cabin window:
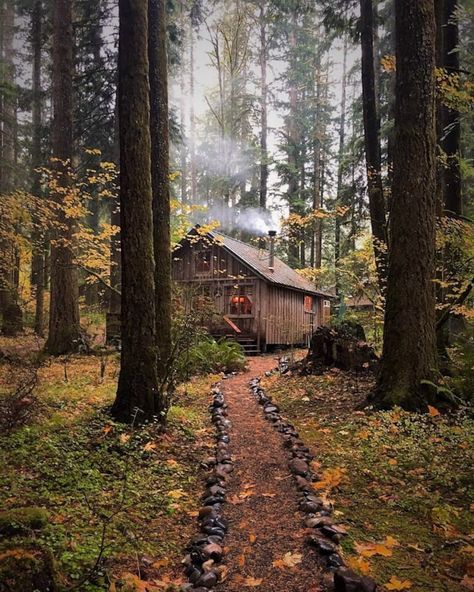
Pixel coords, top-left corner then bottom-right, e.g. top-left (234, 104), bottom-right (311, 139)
top-left (304, 295), bottom-right (313, 312)
top-left (195, 249), bottom-right (211, 273)
top-left (230, 294), bottom-right (253, 315)
top-left (323, 300), bottom-right (331, 308)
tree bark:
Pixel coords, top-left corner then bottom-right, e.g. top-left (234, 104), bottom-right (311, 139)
top-left (441, 0), bottom-right (462, 216)
top-left (189, 28), bottom-right (197, 204)
top-left (30, 0), bottom-right (45, 336)
top-left (45, 0), bottom-right (81, 354)
top-left (259, 5), bottom-right (268, 212)
top-left (335, 35), bottom-right (348, 295)
top-left (359, 0), bottom-right (387, 287)
top-left (376, 0), bottom-right (438, 409)
top-left (148, 0), bottom-right (172, 397)
top-left (112, 0), bottom-right (159, 423)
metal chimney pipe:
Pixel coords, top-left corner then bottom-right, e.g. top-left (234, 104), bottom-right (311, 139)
top-left (268, 230), bottom-right (276, 271)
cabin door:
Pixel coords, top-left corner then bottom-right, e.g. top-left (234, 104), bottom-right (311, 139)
top-left (225, 284), bottom-right (255, 335)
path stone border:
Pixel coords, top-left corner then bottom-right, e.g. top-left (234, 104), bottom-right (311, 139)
top-left (181, 385), bottom-right (232, 592)
top-left (249, 376), bottom-right (378, 592)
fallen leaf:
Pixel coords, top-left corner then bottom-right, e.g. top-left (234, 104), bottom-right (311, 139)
top-left (249, 533), bottom-right (257, 543)
top-left (262, 492), bottom-right (276, 498)
top-left (151, 558), bottom-right (169, 569)
top-left (355, 541), bottom-right (393, 558)
top-left (313, 467), bottom-right (346, 491)
top-left (272, 551), bottom-right (302, 569)
top-left (167, 489), bottom-right (185, 500)
top-left (428, 405), bottom-right (440, 417)
top-left (461, 575), bottom-right (474, 591)
top-left (356, 430), bottom-right (370, 440)
top-left (243, 576), bottom-right (263, 587)
top-left (215, 564), bottom-right (229, 582)
top-left (347, 556), bottom-right (371, 575)
top-left (228, 495), bottom-right (245, 505)
top-left (119, 433), bottom-right (130, 443)
top-left (385, 576), bottom-right (412, 590)
top-left (237, 554), bottom-right (246, 567)
top-left (103, 425), bottom-right (112, 435)
top-left (166, 459), bottom-right (179, 467)
top-left (143, 441), bottom-right (157, 452)
top-left (388, 458), bottom-right (398, 466)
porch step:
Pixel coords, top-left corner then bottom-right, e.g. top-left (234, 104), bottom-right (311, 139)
top-left (217, 333), bottom-right (261, 356)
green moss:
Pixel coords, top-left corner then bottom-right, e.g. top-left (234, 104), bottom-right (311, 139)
top-left (0, 544), bottom-right (57, 592)
top-left (0, 507), bottom-right (50, 536)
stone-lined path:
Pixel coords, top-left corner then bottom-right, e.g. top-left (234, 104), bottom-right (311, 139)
top-left (214, 357), bottom-right (325, 592)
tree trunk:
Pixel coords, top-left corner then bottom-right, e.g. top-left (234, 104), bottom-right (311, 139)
top-left (112, 0), bottom-right (159, 424)
top-left (259, 5), bottom-right (268, 212)
top-left (109, 92), bottom-right (121, 309)
top-left (335, 35), bottom-right (348, 295)
top-left (311, 49), bottom-right (322, 269)
top-left (148, 0), bottom-right (172, 398)
top-left (376, 0), bottom-right (438, 410)
top-left (0, 0), bottom-right (16, 313)
top-left (359, 0), bottom-right (387, 287)
top-left (189, 28), bottom-right (197, 204)
top-left (30, 0), bottom-right (45, 337)
top-left (45, 0), bottom-right (81, 355)
top-left (441, 0), bottom-right (462, 216)
top-left (287, 12), bottom-right (300, 265)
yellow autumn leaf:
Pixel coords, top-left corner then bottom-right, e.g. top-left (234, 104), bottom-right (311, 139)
top-left (385, 575), bottom-right (413, 590)
top-left (314, 467), bottom-right (346, 491)
top-left (167, 489), bottom-right (185, 500)
top-left (347, 556), bottom-right (371, 575)
top-left (249, 533), bottom-right (257, 543)
top-left (119, 433), bottom-right (130, 443)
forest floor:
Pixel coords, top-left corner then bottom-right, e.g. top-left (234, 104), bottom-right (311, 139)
top-left (261, 367), bottom-right (474, 592)
top-left (0, 337), bottom-right (473, 592)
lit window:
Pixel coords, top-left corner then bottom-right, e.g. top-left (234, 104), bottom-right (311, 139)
top-left (304, 295), bottom-right (313, 312)
top-left (229, 295), bottom-right (252, 315)
top-left (324, 300), bottom-right (331, 308)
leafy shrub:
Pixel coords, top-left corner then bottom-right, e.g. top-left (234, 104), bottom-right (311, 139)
top-left (178, 338), bottom-right (246, 377)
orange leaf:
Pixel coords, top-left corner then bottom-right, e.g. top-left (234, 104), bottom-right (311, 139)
top-left (428, 405), bottom-right (440, 417)
top-left (249, 533), bottom-right (257, 544)
top-left (243, 576), bottom-right (263, 587)
top-left (385, 575), bottom-right (412, 590)
top-left (347, 556), bottom-right (371, 575)
top-left (143, 441), bottom-right (157, 452)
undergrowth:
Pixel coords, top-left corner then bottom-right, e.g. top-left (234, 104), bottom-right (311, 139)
top-left (0, 352), bottom-right (218, 591)
top-left (262, 370), bottom-right (474, 592)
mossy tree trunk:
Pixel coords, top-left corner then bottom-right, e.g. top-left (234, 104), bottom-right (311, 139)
top-left (111, 0), bottom-right (159, 424)
top-left (148, 0), bottom-right (172, 403)
top-left (45, 0), bottom-right (81, 355)
top-left (376, 0), bottom-right (438, 409)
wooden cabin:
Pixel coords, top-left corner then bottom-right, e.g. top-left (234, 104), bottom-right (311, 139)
top-left (172, 227), bottom-right (332, 353)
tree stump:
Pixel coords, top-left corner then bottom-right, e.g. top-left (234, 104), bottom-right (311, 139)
top-left (1, 302), bottom-right (23, 336)
top-left (299, 323), bottom-right (377, 374)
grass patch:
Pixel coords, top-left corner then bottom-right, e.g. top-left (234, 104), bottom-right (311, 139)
top-left (262, 370), bottom-right (474, 592)
top-left (0, 350), bottom-right (219, 591)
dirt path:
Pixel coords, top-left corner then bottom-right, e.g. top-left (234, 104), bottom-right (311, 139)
top-left (215, 357), bottom-right (325, 592)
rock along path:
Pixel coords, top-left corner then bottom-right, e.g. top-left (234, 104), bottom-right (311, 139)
top-left (215, 356), bottom-right (325, 592)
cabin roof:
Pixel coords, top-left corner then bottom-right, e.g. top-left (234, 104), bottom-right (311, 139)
top-left (179, 227), bottom-right (332, 298)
